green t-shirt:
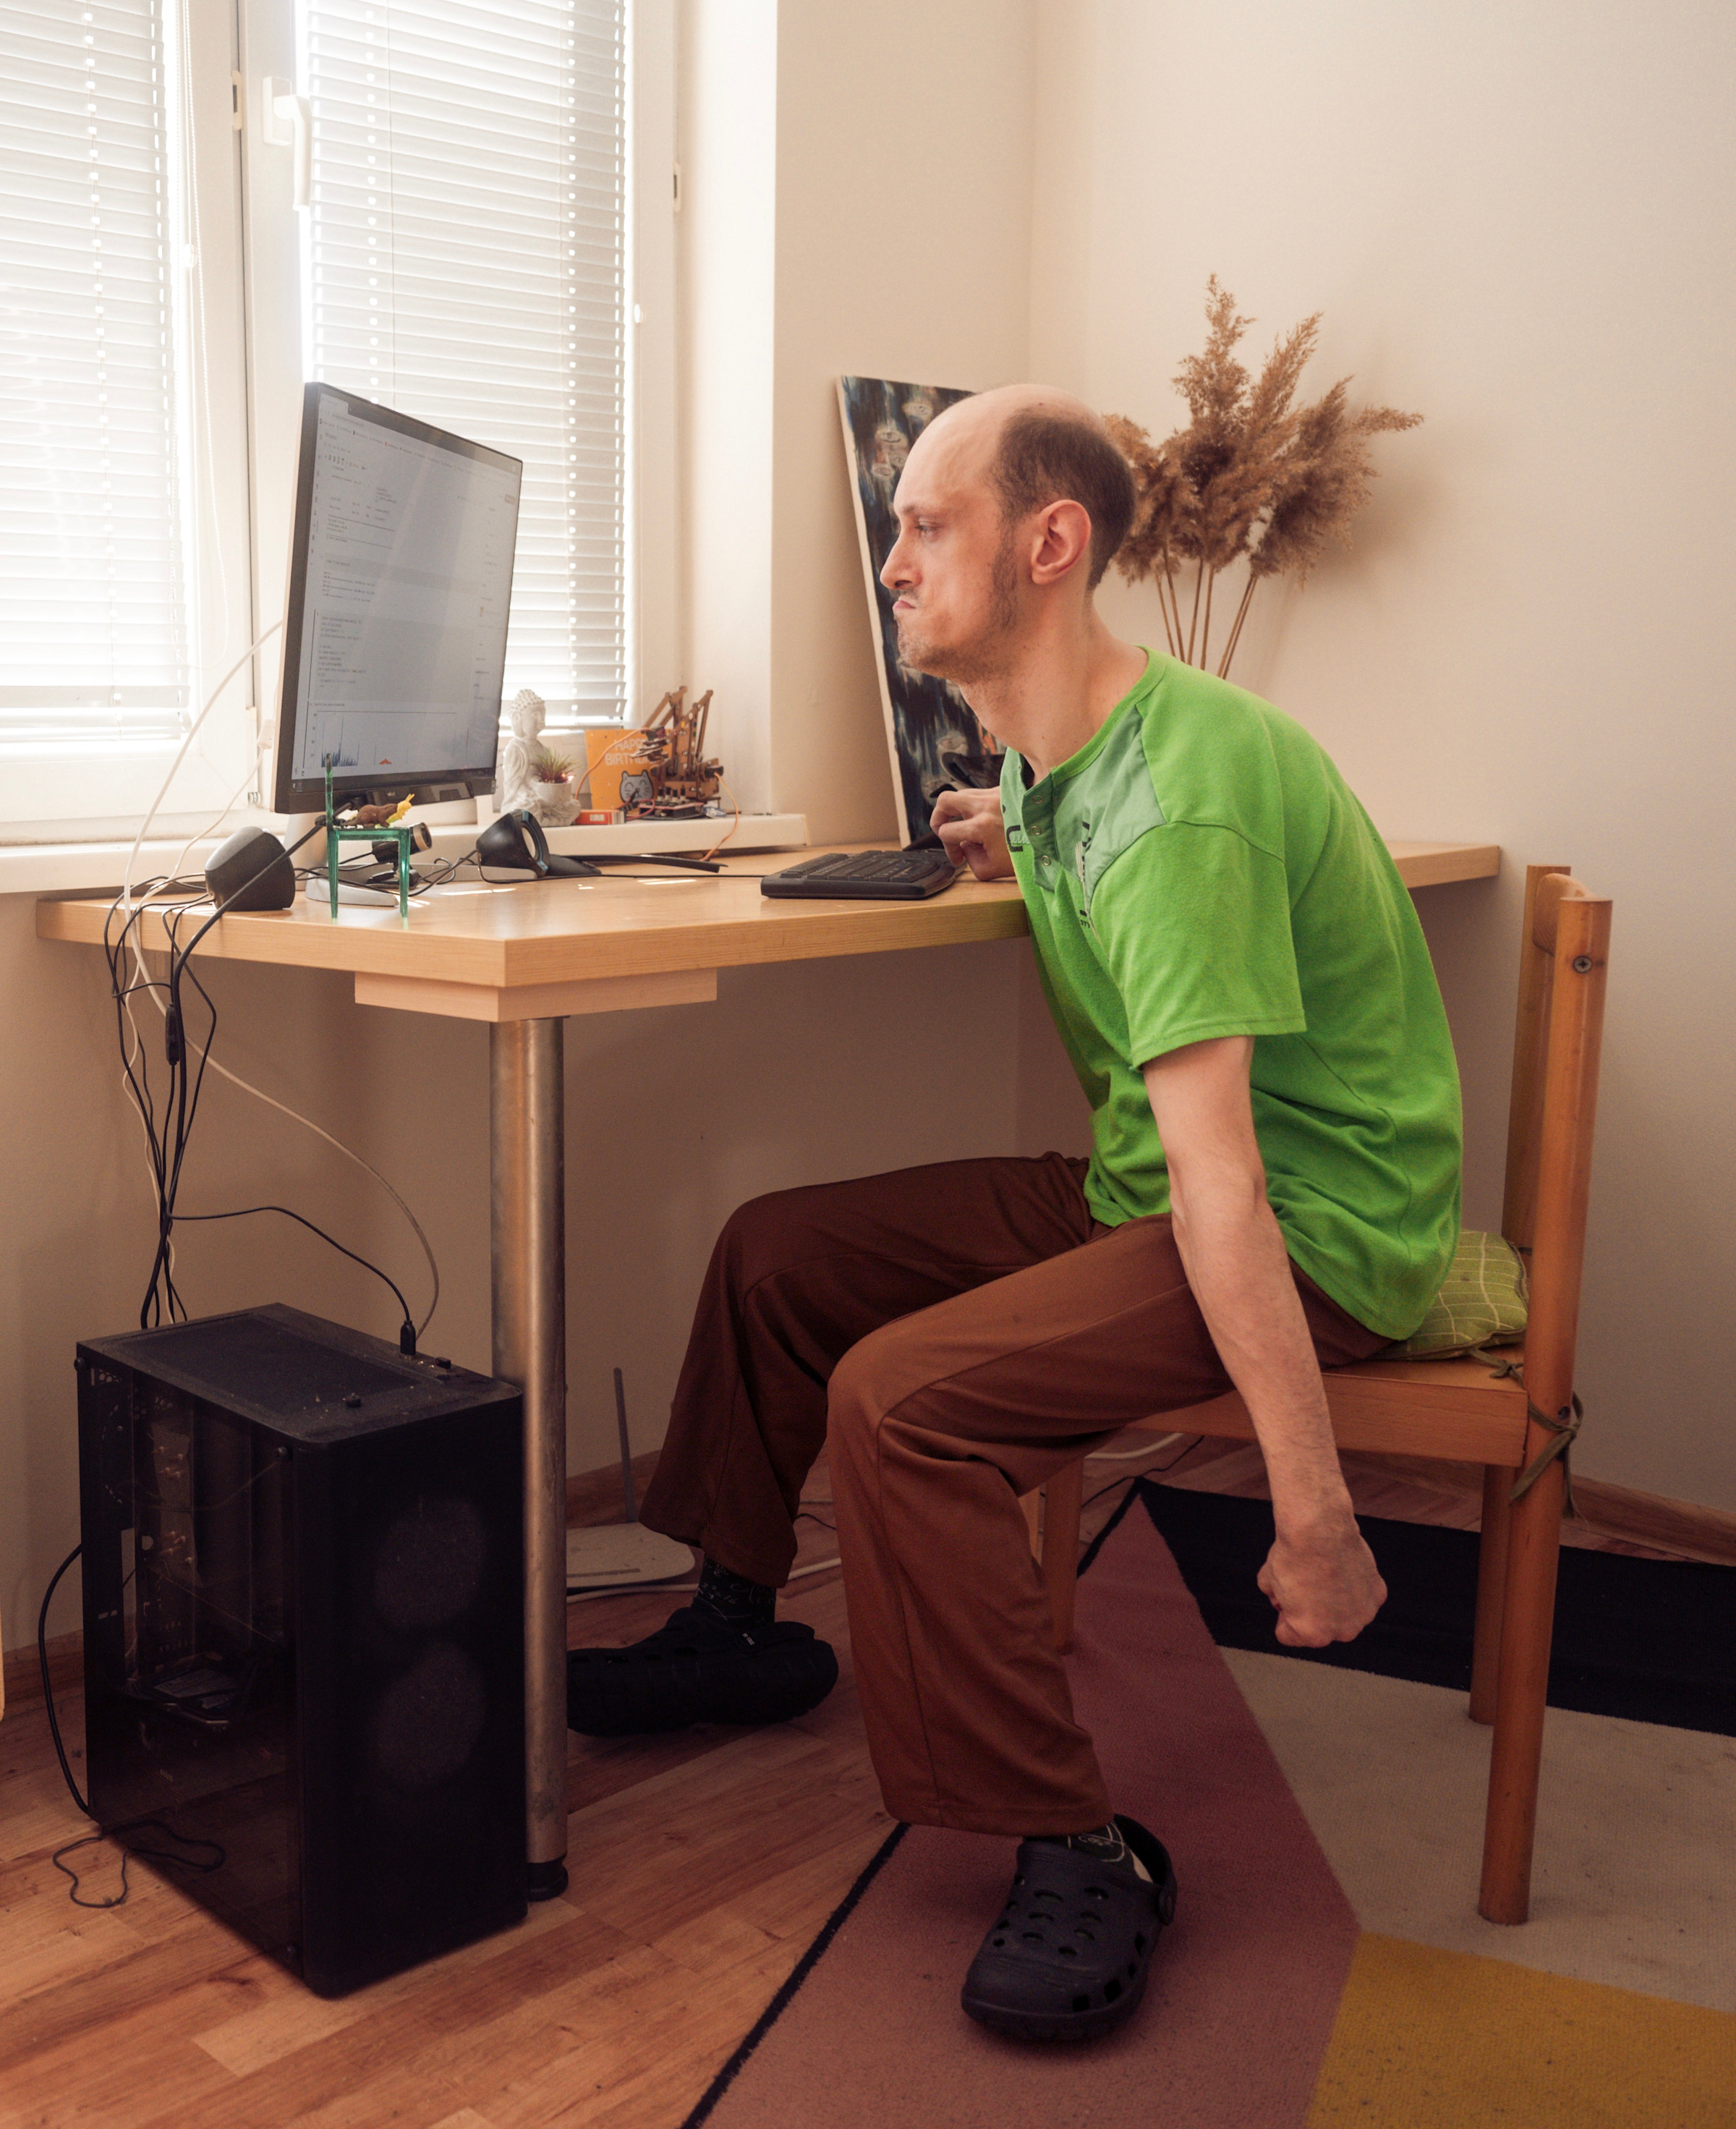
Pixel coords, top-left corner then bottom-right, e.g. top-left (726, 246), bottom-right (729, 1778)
top-left (1001, 652), bottom-right (1462, 1340)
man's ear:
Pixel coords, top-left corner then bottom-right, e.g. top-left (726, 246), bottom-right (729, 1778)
top-left (1027, 499), bottom-right (1094, 587)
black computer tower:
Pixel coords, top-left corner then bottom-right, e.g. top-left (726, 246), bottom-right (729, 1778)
top-left (76, 1304), bottom-right (527, 1997)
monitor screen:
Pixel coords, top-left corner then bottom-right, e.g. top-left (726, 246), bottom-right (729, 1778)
top-left (271, 386), bottom-right (522, 812)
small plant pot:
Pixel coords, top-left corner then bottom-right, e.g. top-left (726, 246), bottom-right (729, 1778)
top-left (532, 779), bottom-right (576, 828)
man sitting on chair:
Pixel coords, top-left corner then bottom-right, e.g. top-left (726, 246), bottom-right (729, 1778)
top-left (568, 385), bottom-right (1462, 2044)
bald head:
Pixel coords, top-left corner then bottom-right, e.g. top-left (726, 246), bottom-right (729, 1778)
top-left (918, 386), bottom-right (1136, 590)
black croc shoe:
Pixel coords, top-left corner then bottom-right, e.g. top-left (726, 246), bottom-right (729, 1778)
top-left (960, 1815), bottom-right (1178, 2044)
top-left (566, 1605), bottom-right (839, 1737)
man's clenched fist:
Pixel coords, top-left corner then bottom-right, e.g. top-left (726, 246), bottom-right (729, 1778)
top-left (932, 787), bottom-right (1015, 880)
top-left (1256, 1518), bottom-right (1387, 1647)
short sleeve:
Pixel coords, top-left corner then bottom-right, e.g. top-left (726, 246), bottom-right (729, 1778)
top-left (1091, 823), bottom-right (1305, 1065)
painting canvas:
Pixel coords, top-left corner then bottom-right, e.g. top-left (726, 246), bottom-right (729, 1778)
top-left (837, 374), bottom-right (1000, 845)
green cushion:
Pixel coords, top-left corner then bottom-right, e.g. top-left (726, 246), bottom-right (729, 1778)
top-left (1400, 1231), bottom-right (1529, 1357)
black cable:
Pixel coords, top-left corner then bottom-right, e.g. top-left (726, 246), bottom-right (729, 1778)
top-left (173, 1205), bottom-right (416, 1350)
top-left (50, 1826), bottom-right (224, 1911)
top-left (166, 821), bottom-right (325, 966)
top-left (38, 1544), bottom-right (90, 1817)
top-left (105, 900), bottom-right (171, 1217)
top-left (113, 834), bottom-right (328, 1327)
top-left (582, 852), bottom-right (723, 874)
top-left (38, 1547), bottom-right (237, 1908)
top-left (109, 820), bottom-right (430, 1346)
top-left (51, 1835), bottom-right (132, 1909)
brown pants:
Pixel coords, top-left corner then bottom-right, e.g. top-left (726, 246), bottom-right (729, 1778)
top-left (639, 1154), bottom-right (1386, 1837)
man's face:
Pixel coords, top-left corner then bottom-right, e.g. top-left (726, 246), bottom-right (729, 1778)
top-left (880, 415), bottom-right (1017, 685)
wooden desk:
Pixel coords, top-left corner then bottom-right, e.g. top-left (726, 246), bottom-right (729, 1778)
top-left (38, 835), bottom-right (1498, 1893)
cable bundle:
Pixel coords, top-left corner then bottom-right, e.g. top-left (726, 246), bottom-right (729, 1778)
top-left (103, 839), bottom-right (431, 1349)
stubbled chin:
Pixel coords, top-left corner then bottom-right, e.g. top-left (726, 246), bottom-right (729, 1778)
top-left (895, 624), bottom-right (943, 675)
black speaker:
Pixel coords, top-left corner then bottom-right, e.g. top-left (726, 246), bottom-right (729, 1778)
top-left (76, 1304), bottom-right (527, 1996)
top-left (204, 826), bottom-right (297, 909)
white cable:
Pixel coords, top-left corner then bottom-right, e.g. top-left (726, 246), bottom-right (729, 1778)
top-left (122, 619), bottom-right (283, 912)
top-left (128, 918), bottom-right (443, 1333)
top-left (810, 1434), bottom-right (1188, 1480)
top-left (123, 968), bottom-right (442, 1336)
top-left (567, 1555), bottom-right (842, 1602)
top-left (192, 1053), bottom-right (442, 1335)
top-left (112, 644), bottom-right (443, 1335)
top-left (1086, 1433), bottom-right (1186, 1462)
top-left (563, 1453), bottom-right (1190, 1610)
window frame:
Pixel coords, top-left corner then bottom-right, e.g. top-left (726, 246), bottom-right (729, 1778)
top-left (1, 0), bottom-right (258, 843)
top-left (236, 0), bottom-right (674, 808)
top-left (1, 0), bottom-right (673, 842)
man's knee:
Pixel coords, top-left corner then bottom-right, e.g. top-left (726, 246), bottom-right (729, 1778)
top-left (826, 1322), bottom-right (919, 1471)
top-left (717, 1185), bottom-right (810, 1293)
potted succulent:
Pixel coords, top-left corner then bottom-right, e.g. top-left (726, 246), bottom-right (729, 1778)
top-left (530, 744), bottom-right (577, 828)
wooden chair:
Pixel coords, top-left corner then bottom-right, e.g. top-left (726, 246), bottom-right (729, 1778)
top-left (1031, 865), bottom-right (1611, 1925)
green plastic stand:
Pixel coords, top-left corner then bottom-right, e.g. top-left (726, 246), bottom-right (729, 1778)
top-left (323, 757), bottom-right (415, 922)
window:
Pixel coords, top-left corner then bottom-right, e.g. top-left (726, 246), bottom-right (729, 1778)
top-left (298, 0), bottom-right (629, 725)
top-left (1, 0), bottom-right (190, 752)
top-left (0, 0), bottom-right (670, 834)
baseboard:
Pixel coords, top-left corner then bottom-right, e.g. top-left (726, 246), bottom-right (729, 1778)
top-left (3, 1628), bottom-right (81, 1713)
top-left (1339, 1450), bottom-right (1736, 1568)
top-left (6, 1453), bottom-right (663, 1713)
top-left (1571, 1474), bottom-right (1736, 1565)
top-left (566, 1449), bottom-right (663, 1529)
top-left (10, 1450), bottom-right (1732, 1714)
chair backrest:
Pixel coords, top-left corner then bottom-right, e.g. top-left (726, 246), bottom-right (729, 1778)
top-left (1499, 865), bottom-right (1612, 1419)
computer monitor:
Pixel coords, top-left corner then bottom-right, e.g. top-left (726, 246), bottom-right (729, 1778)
top-left (271, 384), bottom-right (522, 815)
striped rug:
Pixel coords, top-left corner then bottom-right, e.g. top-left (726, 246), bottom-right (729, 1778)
top-left (682, 1493), bottom-right (1736, 2128)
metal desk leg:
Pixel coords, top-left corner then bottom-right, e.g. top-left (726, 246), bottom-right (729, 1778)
top-left (490, 1017), bottom-right (569, 1899)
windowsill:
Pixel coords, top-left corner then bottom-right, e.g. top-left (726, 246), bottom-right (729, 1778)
top-left (2, 813), bottom-right (812, 897)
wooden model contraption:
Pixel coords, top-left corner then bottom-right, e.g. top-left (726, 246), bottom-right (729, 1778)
top-left (628, 687), bottom-right (723, 817)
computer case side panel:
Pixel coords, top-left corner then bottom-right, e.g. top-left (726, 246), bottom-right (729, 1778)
top-left (75, 1346), bottom-right (302, 1958)
top-left (76, 1346), bottom-right (137, 1824)
top-left (294, 1403), bottom-right (527, 1997)
top-left (75, 1311), bottom-right (527, 1997)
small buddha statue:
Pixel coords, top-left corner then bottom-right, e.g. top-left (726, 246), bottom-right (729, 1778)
top-left (495, 689), bottom-right (545, 815)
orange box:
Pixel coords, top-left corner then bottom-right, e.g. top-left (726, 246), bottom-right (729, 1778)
top-left (584, 729), bottom-right (656, 812)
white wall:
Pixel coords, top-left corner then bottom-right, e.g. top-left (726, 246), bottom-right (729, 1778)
top-left (1030, 0), bottom-right (1736, 1505)
top-left (675, 0), bottom-right (778, 810)
top-left (765, 0), bottom-right (1038, 842)
top-left (678, 0), bottom-right (1039, 842)
top-left (4, 0), bottom-right (1052, 1650)
top-left (3, 893), bottom-right (1033, 1646)
top-left (16, 0), bottom-right (1727, 1662)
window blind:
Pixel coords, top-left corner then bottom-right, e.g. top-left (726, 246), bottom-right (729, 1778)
top-left (0, 0), bottom-right (191, 755)
top-left (302, 0), bottom-right (628, 724)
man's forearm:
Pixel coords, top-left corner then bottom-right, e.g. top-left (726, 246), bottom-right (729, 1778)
top-left (1144, 1038), bottom-right (1384, 1646)
top-left (1168, 1184), bottom-right (1356, 1539)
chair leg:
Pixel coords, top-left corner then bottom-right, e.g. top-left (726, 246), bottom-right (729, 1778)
top-left (1469, 1465), bottom-right (1512, 1725)
top-left (1478, 1456), bottom-right (1565, 1924)
top-left (1040, 1461), bottom-right (1084, 1654)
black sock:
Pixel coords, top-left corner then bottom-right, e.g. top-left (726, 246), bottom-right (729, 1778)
top-left (1031, 1819), bottom-right (1150, 1880)
top-left (694, 1555), bottom-right (775, 1628)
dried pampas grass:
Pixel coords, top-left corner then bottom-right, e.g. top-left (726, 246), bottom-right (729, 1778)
top-left (1109, 279), bottom-right (1421, 679)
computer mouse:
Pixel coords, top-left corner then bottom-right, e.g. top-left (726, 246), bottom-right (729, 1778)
top-left (475, 811), bottom-right (599, 878)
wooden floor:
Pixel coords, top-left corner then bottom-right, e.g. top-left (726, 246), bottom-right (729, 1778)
top-left (0, 1442), bottom-right (1705, 2129)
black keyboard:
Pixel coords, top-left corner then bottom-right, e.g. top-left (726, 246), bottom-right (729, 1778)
top-left (760, 847), bottom-right (963, 901)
